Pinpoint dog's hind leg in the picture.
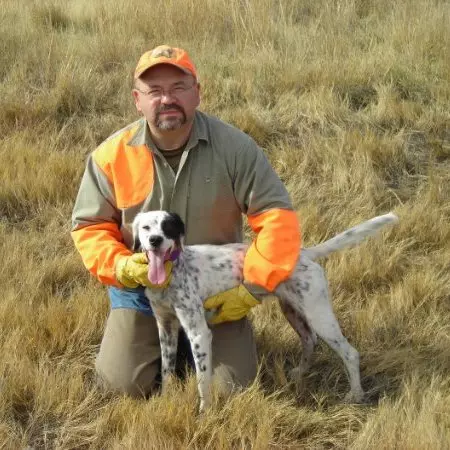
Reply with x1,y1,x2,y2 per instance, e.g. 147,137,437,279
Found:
318,326,364,403
281,261,365,403
302,290,365,403
175,306,212,412
279,301,317,382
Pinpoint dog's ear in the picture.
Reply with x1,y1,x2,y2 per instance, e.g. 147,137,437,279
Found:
162,212,185,250
132,213,142,251
177,234,185,251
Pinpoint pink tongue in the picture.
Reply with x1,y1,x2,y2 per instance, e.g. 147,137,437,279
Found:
147,251,167,285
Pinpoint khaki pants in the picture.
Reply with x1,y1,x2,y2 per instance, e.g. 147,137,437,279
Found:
95,309,258,397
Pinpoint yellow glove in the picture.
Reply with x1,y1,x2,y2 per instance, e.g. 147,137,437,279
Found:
115,253,173,289
204,284,261,325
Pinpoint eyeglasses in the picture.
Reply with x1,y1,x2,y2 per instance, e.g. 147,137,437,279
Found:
135,81,196,100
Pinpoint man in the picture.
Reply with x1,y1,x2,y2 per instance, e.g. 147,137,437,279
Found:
71,45,301,397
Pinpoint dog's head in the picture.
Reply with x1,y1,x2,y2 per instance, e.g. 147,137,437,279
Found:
132,211,185,285
133,211,185,253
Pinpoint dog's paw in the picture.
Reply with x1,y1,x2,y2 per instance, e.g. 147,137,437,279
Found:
199,397,211,414
343,389,365,404
288,366,306,383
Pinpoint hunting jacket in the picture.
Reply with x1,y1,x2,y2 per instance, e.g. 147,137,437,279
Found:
71,111,301,291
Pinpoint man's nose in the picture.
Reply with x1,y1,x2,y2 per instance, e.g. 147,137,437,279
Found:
160,92,176,102
149,235,163,247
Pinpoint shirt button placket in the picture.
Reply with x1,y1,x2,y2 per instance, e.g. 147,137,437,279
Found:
170,149,191,214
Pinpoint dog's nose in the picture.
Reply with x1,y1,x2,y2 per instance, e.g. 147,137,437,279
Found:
149,235,163,248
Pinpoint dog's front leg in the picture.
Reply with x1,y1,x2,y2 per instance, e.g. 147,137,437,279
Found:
175,306,212,412
153,311,180,394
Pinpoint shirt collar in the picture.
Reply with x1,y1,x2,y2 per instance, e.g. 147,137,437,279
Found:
127,111,209,149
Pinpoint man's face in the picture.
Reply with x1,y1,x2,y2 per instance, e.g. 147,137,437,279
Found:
132,64,200,132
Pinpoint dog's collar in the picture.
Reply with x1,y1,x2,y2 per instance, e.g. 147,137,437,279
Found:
166,248,181,262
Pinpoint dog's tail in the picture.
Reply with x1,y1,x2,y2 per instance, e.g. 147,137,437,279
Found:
304,212,399,261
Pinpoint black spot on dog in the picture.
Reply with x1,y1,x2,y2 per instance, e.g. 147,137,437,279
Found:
192,277,200,291
161,212,185,242
299,281,310,292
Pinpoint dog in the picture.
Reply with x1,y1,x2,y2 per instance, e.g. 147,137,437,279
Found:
133,210,398,411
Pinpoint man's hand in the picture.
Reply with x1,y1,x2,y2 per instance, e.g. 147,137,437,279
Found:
115,253,172,289
204,284,262,325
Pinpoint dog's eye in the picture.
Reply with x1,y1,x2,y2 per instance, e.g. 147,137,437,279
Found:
142,225,150,231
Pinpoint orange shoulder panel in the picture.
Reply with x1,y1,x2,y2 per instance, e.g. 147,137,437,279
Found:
92,126,154,209
245,209,301,292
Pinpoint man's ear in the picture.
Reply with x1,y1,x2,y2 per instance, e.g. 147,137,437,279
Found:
194,82,201,109
132,89,143,114
132,213,142,251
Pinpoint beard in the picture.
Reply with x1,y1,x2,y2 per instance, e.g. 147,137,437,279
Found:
156,104,187,130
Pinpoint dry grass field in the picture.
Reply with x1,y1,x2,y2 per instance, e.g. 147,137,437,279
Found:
1,0,449,448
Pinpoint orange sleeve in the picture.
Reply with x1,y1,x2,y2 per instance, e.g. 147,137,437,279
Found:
244,209,301,292
71,124,153,287
71,223,132,287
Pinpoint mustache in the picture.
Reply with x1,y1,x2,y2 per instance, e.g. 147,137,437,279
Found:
158,104,185,114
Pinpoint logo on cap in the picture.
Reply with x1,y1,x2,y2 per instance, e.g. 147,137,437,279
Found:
151,46,175,59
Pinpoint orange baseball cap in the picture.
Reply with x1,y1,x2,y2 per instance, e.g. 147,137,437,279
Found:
134,45,197,80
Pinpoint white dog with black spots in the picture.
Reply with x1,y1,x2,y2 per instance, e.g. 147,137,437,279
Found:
133,210,398,412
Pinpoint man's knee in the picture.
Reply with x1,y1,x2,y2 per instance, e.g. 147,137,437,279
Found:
95,356,159,398
211,318,258,390
95,309,161,397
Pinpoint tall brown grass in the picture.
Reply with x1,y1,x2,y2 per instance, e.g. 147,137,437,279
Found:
1,0,449,448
